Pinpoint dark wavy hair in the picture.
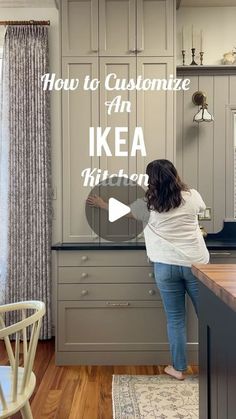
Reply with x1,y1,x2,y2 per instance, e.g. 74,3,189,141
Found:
145,159,189,212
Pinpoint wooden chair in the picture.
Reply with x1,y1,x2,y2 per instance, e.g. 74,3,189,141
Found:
0,301,45,419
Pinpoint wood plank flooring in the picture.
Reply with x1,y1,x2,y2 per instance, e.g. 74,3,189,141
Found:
0,340,199,419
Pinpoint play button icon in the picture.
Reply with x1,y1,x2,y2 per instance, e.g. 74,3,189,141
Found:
85,176,148,242
108,198,131,222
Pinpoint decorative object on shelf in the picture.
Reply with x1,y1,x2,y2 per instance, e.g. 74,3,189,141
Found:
200,30,204,65
192,91,214,123
181,26,186,65
190,25,198,65
190,48,198,65
200,51,204,65
222,49,236,65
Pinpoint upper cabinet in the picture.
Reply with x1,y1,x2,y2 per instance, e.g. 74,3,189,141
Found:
62,0,174,57
99,0,136,56
62,0,99,56
136,0,174,57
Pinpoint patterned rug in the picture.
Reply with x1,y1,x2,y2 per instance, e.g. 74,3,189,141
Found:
112,374,199,419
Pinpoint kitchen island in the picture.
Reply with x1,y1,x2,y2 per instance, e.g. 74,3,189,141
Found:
192,264,236,419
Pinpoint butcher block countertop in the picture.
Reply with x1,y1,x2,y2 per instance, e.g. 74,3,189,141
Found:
192,264,236,312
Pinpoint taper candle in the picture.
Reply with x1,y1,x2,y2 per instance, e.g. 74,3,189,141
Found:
192,25,194,48
182,26,185,50
200,29,203,51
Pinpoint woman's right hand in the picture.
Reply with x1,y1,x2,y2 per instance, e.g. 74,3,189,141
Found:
86,195,108,210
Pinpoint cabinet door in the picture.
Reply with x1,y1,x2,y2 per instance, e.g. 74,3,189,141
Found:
99,57,138,241
99,0,136,56
62,0,98,56
137,57,175,175
58,300,168,352
137,0,174,56
62,58,99,242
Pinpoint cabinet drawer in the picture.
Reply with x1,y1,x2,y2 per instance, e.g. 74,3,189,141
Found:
58,266,154,284
57,301,168,352
58,250,150,267
58,283,160,301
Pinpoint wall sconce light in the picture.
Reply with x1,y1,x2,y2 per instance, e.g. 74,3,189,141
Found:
192,91,214,123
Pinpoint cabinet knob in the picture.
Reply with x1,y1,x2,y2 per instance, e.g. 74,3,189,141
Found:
130,48,136,53
81,272,88,279
148,289,155,296
81,255,88,262
81,290,88,296
148,272,154,278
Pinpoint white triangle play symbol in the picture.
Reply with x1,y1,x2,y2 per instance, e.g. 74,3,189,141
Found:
108,198,131,222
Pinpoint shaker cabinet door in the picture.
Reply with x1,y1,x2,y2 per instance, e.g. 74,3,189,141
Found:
62,58,99,242
136,57,175,175
137,0,174,56
99,57,138,242
62,0,98,56
99,0,136,56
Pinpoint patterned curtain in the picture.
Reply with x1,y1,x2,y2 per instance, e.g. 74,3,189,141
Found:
0,25,52,339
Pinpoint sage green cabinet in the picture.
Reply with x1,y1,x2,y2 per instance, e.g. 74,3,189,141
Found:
55,249,198,365
62,0,175,57
62,57,99,242
61,1,176,242
99,0,136,56
61,0,98,56
136,56,175,176
136,0,174,57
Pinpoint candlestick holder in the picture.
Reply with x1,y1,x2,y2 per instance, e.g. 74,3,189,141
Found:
181,50,186,66
190,48,198,65
200,51,204,65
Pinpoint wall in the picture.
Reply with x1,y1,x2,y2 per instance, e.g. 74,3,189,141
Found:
176,69,236,233
0,7,62,245
176,7,236,65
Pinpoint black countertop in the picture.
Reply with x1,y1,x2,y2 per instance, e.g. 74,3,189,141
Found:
52,221,236,251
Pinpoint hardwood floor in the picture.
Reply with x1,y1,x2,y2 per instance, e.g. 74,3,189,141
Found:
1,340,199,419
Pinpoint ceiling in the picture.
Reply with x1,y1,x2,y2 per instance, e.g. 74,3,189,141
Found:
180,0,236,5
0,0,56,7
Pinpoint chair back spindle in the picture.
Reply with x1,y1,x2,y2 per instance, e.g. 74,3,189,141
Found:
0,301,45,418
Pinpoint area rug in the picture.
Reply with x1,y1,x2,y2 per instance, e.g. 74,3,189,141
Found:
112,374,198,419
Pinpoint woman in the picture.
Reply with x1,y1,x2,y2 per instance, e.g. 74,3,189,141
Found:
87,159,209,380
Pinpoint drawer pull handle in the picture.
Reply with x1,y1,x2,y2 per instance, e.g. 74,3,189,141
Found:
210,252,231,256
81,290,88,296
148,272,154,278
106,302,130,307
148,289,155,296
81,256,88,262
81,272,88,278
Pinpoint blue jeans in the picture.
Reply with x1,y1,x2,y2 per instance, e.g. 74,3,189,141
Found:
154,262,199,371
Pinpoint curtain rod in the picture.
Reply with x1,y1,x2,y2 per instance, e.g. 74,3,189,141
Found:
0,20,50,26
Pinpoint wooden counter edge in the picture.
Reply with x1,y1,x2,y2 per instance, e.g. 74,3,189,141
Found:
192,264,236,313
